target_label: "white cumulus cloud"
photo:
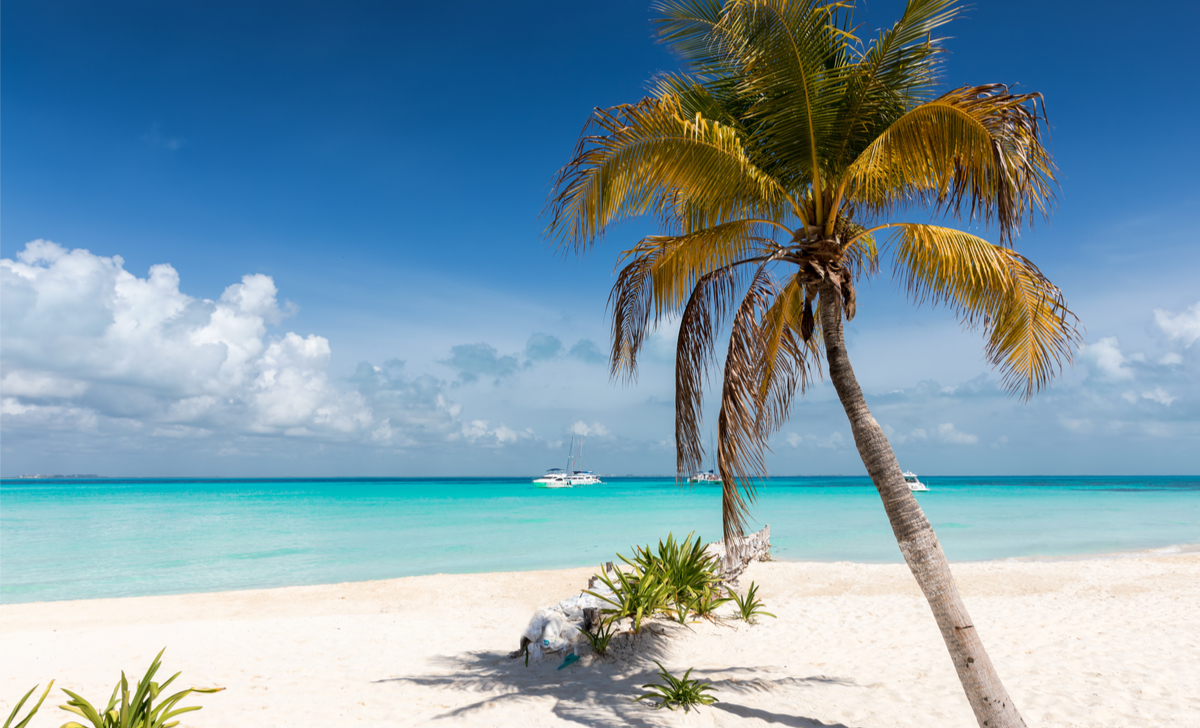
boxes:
[571,420,609,437]
[1081,336,1135,380]
[1,241,370,439]
[934,422,979,445]
[1154,301,1200,347]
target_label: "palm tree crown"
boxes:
[546,0,1079,541]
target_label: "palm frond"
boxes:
[716,265,779,541]
[888,223,1079,397]
[755,272,823,434]
[653,0,730,75]
[608,219,780,380]
[727,1,858,209]
[842,84,1057,243]
[675,266,742,478]
[830,0,960,172]
[546,97,790,251]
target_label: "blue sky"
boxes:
[3,0,1198,477]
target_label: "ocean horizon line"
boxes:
[4,473,1198,482]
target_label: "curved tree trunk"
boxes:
[817,280,1026,728]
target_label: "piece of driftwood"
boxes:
[704,524,771,583]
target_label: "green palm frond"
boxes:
[830,0,959,172]
[653,0,731,75]
[841,84,1056,242]
[726,1,857,211]
[546,97,792,250]
[887,223,1079,397]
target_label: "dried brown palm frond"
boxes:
[716,266,779,541]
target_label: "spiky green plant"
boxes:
[58,649,223,728]
[582,622,617,657]
[634,661,718,712]
[3,681,53,728]
[586,561,673,633]
[688,583,733,622]
[624,532,724,623]
[731,581,776,624]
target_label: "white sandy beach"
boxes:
[2,552,1198,727]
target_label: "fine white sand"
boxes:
[3,552,1198,727]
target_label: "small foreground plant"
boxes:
[688,583,733,622]
[634,661,718,712]
[582,622,616,657]
[58,648,223,728]
[731,581,776,624]
[3,681,53,728]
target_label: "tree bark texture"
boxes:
[817,280,1026,728]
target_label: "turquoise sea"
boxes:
[1,476,1197,604]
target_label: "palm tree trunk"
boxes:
[817,280,1026,728]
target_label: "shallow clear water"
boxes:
[1,476,1197,604]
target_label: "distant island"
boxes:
[12,474,100,479]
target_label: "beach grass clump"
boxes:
[588,532,727,630]
[634,661,718,712]
[58,648,223,728]
[687,583,733,622]
[731,581,776,624]
[581,622,617,657]
[3,681,53,728]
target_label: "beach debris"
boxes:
[509,584,612,662]
[704,524,771,583]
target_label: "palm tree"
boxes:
[545,1,1079,726]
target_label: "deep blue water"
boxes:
[1,476,1196,604]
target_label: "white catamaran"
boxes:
[687,436,723,484]
[533,435,603,487]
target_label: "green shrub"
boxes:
[634,533,721,600]
[731,581,776,624]
[587,561,672,633]
[3,681,53,728]
[590,532,725,628]
[58,648,223,728]
[634,661,718,712]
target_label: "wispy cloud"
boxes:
[441,343,520,383]
[140,123,185,150]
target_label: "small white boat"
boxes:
[903,471,929,492]
[534,468,572,487]
[687,470,722,484]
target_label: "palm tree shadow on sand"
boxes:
[373,624,854,727]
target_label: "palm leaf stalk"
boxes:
[545,1,1080,726]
